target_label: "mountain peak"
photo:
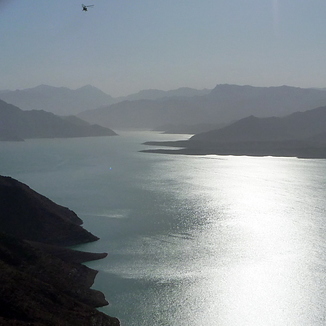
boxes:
[0,84,114,115]
[77,84,97,91]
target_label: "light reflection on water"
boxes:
[83,153,326,325]
[171,156,326,325]
[1,133,326,325]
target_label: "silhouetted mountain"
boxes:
[190,105,326,143]
[0,85,210,116]
[0,84,115,115]
[79,97,204,129]
[205,84,326,121]
[0,175,97,246]
[78,84,326,131]
[117,87,210,102]
[142,105,326,158]
[4,84,326,132]
[0,99,116,141]
[0,175,120,325]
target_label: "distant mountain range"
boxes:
[191,105,326,143]
[120,87,211,102]
[0,99,116,141]
[78,84,326,130]
[3,84,326,133]
[0,84,114,116]
[0,84,209,116]
[143,105,326,158]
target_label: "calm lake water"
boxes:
[1,131,326,326]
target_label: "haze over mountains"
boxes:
[2,84,326,133]
[0,84,209,116]
[78,84,326,130]
[0,99,116,141]
[0,85,114,116]
[2,83,326,138]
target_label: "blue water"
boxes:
[1,131,326,325]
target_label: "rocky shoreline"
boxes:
[0,175,120,325]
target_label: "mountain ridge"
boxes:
[0,85,115,116]
[142,105,326,158]
[0,99,117,141]
[78,84,326,130]
[4,83,326,133]
[0,84,210,116]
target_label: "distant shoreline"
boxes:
[141,140,326,159]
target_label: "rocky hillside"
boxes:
[0,175,120,325]
[0,176,98,246]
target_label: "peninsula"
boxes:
[0,175,120,325]
[142,105,326,159]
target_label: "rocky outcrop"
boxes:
[27,241,108,264]
[0,232,119,325]
[0,176,98,246]
[0,175,120,325]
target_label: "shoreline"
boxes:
[0,175,120,325]
[141,140,326,159]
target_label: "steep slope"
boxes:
[0,99,116,141]
[0,175,120,325]
[190,105,326,143]
[0,175,98,246]
[0,232,119,326]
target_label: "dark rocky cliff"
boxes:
[0,176,98,246]
[0,175,120,325]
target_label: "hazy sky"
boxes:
[1,0,326,97]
